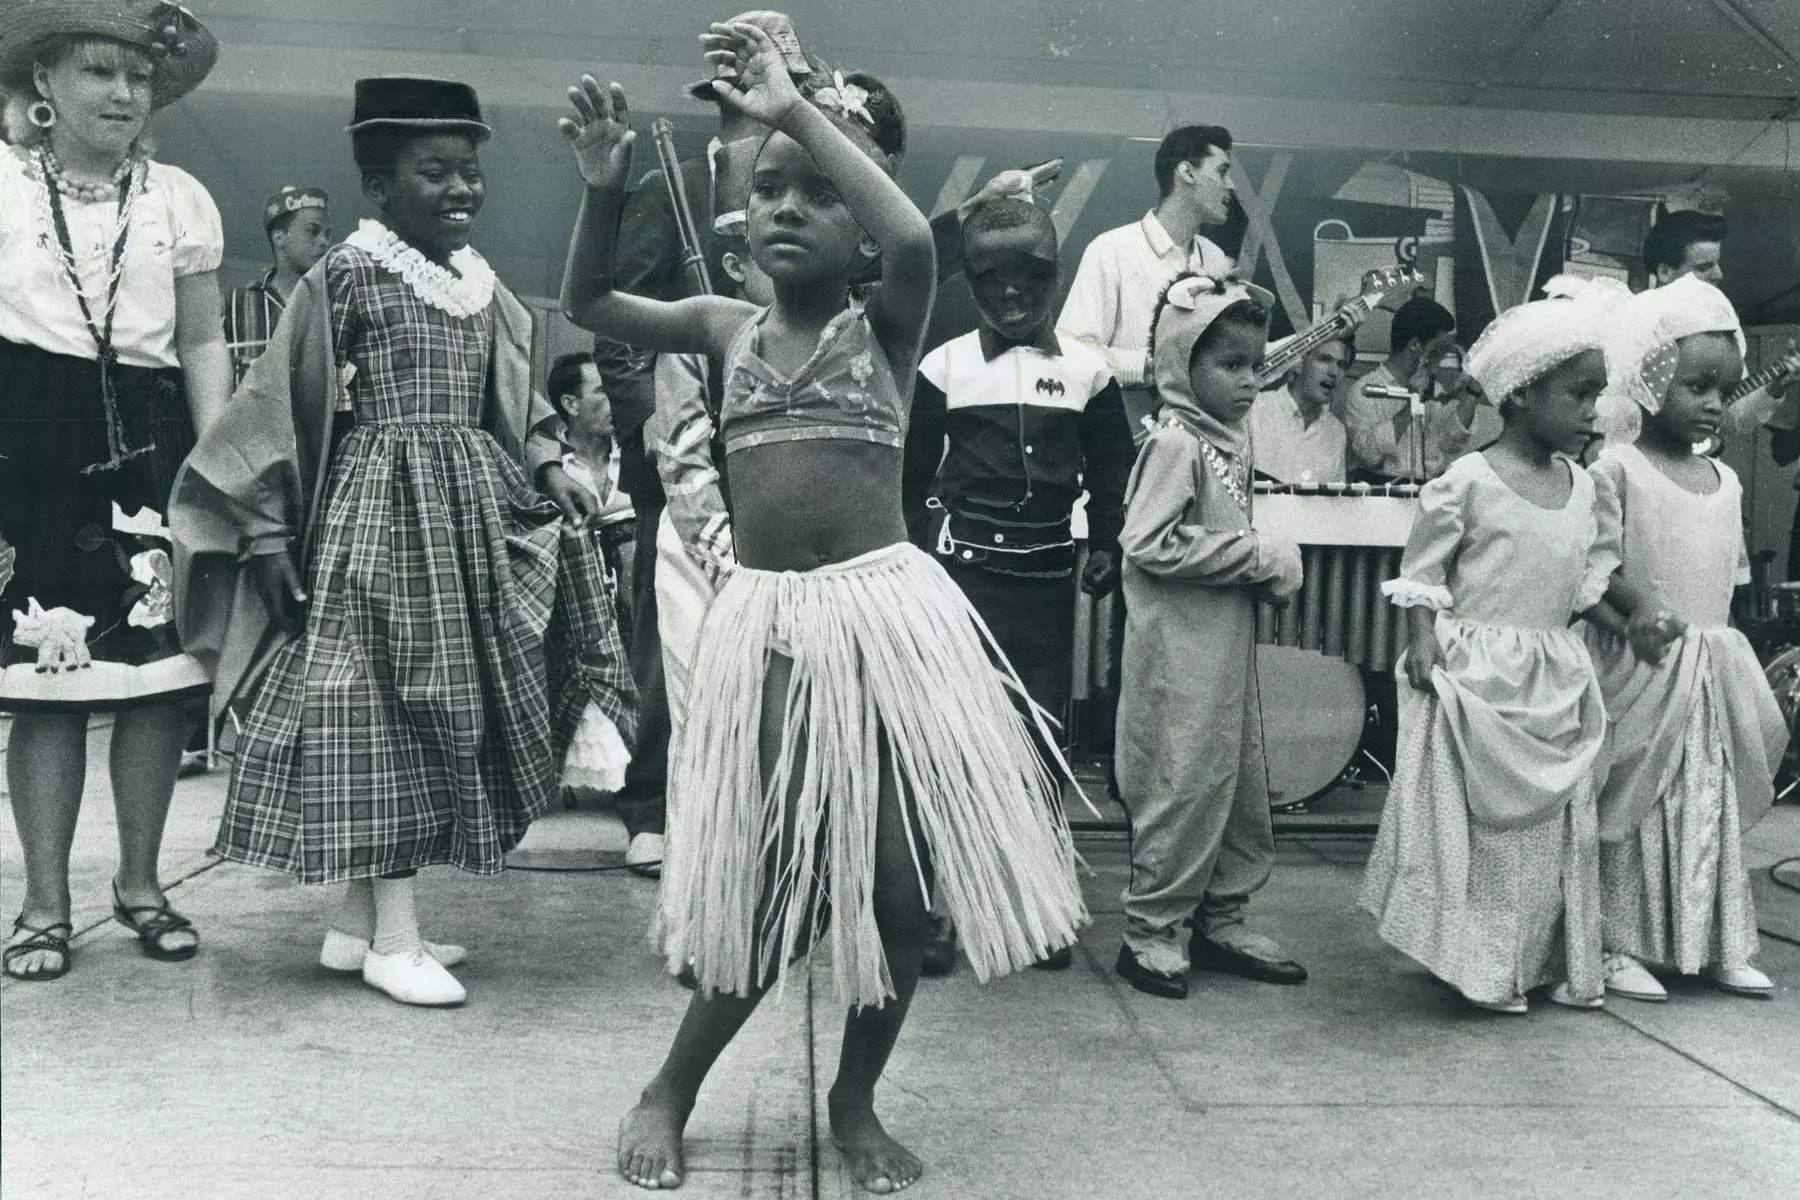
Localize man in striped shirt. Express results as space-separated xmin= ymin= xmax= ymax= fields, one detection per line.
xmin=223 ymin=186 xmax=331 ymax=383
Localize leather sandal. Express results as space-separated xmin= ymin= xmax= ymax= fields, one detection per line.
xmin=111 ymin=883 xmax=199 ymax=962
xmin=4 ymin=917 xmax=72 ymax=982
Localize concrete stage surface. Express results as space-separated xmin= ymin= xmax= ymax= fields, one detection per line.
xmin=5 ymin=725 xmax=1799 ymax=1199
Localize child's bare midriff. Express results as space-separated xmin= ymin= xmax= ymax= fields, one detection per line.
xmin=728 ymin=441 xmax=908 ymax=571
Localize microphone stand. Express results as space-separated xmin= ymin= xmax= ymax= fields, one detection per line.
xmin=1361 ymin=383 xmax=1425 ymax=481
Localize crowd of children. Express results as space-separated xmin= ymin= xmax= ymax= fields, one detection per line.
xmin=3 ymin=4 xmax=1793 ymax=1196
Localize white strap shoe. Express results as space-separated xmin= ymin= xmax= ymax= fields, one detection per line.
xmin=1700 ymin=963 xmax=1774 ymax=998
xmin=626 ymin=832 xmax=664 ymax=880
xmin=362 ymin=946 xmax=467 ymax=1007
xmin=320 ymin=927 xmax=467 ymax=973
xmin=1603 ymin=953 xmax=1668 ymax=1002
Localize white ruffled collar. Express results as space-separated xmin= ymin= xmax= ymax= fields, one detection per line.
xmin=344 ymin=218 xmax=495 ymax=318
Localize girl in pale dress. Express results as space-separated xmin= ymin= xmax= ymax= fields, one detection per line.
xmin=1586 ymin=275 xmax=1787 ymax=1003
xmin=1361 ymin=279 xmax=1670 ymax=1014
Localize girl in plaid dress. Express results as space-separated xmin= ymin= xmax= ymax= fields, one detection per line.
xmin=171 ymin=77 xmax=634 ymax=1009
xmin=563 ymin=24 xmax=1083 ymax=1193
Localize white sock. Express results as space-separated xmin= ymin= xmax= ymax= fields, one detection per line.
xmin=370 ymin=876 xmax=424 ymax=957
xmin=330 ymin=879 xmax=376 ymax=941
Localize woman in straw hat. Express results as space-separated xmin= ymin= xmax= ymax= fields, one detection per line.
xmin=0 ymin=1 xmax=230 ymax=981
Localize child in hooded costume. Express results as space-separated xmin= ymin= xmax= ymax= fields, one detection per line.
xmin=1585 ymin=274 xmax=1787 ymax=1004
xmin=1111 ymin=275 xmax=1307 ymax=1001
xmin=170 ymin=77 xmax=635 ymax=1009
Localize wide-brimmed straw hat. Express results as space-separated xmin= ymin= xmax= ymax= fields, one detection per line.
xmin=0 ymin=1 xmax=219 ymax=109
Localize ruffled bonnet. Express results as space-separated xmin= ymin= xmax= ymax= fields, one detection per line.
xmin=1463 ymin=274 xmax=1629 ymax=404
xmin=1604 ymin=273 xmax=1744 ymax=416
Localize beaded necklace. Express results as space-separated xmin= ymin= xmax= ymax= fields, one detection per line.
xmin=36 ymin=143 xmax=152 ymax=473
xmin=37 ymin=143 xmax=139 ymax=203
xmin=1192 ymin=427 xmax=1251 ymax=516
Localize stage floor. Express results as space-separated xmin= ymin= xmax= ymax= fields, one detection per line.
xmin=4 ymin=724 xmax=1799 ymax=1199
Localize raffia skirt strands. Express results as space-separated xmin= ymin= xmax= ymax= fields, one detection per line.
xmin=215 ymin=420 xmax=631 ymax=884
xmin=655 ymin=542 xmax=1087 ymax=1009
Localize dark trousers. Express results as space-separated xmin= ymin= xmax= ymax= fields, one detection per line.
xmin=942 ymin=560 xmax=1076 ymax=772
xmin=613 ymin=500 xmax=669 ymax=838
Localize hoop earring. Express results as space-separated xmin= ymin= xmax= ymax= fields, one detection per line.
xmin=27 ymin=100 xmax=56 ymax=129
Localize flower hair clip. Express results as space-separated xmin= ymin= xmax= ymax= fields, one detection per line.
xmin=811 ymin=71 xmax=876 ymax=131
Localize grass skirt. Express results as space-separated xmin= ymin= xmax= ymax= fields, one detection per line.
xmin=655 ymin=542 xmax=1086 ymax=1008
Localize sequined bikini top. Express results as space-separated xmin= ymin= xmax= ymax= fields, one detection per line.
xmin=717 ymin=299 xmax=905 ymax=457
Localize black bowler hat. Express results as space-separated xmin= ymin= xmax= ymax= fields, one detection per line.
xmin=346 ymin=75 xmax=491 ymax=141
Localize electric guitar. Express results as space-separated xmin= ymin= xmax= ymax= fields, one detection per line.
xmin=1725 ymin=353 xmax=1799 ymax=409
xmin=1697 ymin=347 xmax=1799 ymax=456
xmin=1254 ymin=266 xmax=1426 ymax=390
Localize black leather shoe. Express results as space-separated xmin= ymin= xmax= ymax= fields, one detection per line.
xmin=920 ymin=916 xmax=957 ymax=978
xmin=1114 ymin=945 xmax=1188 ymax=999
xmin=1031 ymin=945 xmax=1074 ymax=971
xmin=1189 ymin=932 xmax=1308 ymax=985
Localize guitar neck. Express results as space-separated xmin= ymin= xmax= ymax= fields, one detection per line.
xmin=1256 ymin=299 xmax=1370 ymax=389
xmin=1727 ymin=359 xmax=1788 ymax=406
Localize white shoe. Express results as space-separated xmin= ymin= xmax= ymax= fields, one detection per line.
xmin=1603 ymin=953 xmax=1668 ymax=1002
xmin=1700 ymin=963 xmax=1774 ymax=998
xmin=626 ymin=832 xmax=664 ymax=880
xmin=361 ymin=946 xmax=467 ymax=1007
xmin=1547 ymin=982 xmax=1604 ymax=1010
xmin=319 ymin=928 xmax=467 ymax=973
xmin=1463 ymin=991 xmax=1528 ymax=1014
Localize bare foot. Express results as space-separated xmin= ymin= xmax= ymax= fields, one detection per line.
xmin=618 ymin=1087 xmax=691 ymax=1190
xmin=829 ymin=1093 xmax=923 ymax=1193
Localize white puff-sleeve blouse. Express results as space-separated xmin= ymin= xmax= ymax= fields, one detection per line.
xmin=0 ymin=145 xmax=223 ymax=370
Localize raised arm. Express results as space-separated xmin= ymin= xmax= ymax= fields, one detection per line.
xmin=558 ymin=76 xmax=752 ymax=359
xmin=703 ymin=22 xmax=936 ymax=375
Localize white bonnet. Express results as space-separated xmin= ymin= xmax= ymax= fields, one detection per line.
xmin=1603 ymin=273 xmax=1744 ymax=416
xmin=1463 ymin=274 xmax=1630 ymax=403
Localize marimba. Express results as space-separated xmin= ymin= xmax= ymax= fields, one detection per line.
xmin=1252 ymin=481 xmax=1420 ymax=673
xmin=1250 ymin=482 xmax=1420 ymax=806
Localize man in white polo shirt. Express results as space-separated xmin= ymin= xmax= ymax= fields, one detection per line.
xmin=1058 ymin=125 xmax=1237 ymax=441
xmin=1249 ymin=334 xmax=1353 ymax=484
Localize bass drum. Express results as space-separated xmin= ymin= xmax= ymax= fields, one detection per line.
xmin=1763 ymin=644 xmax=1800 ymax=802
xmin=1253 ymin=645 xmax=1366 ymax=810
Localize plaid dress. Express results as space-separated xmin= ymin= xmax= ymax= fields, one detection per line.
xmin=214 ymin=244 xmax=629 ymax=883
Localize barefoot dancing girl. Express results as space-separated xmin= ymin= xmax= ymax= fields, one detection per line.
xmin=560 ymin=22 xmax=1086 ymax=1193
